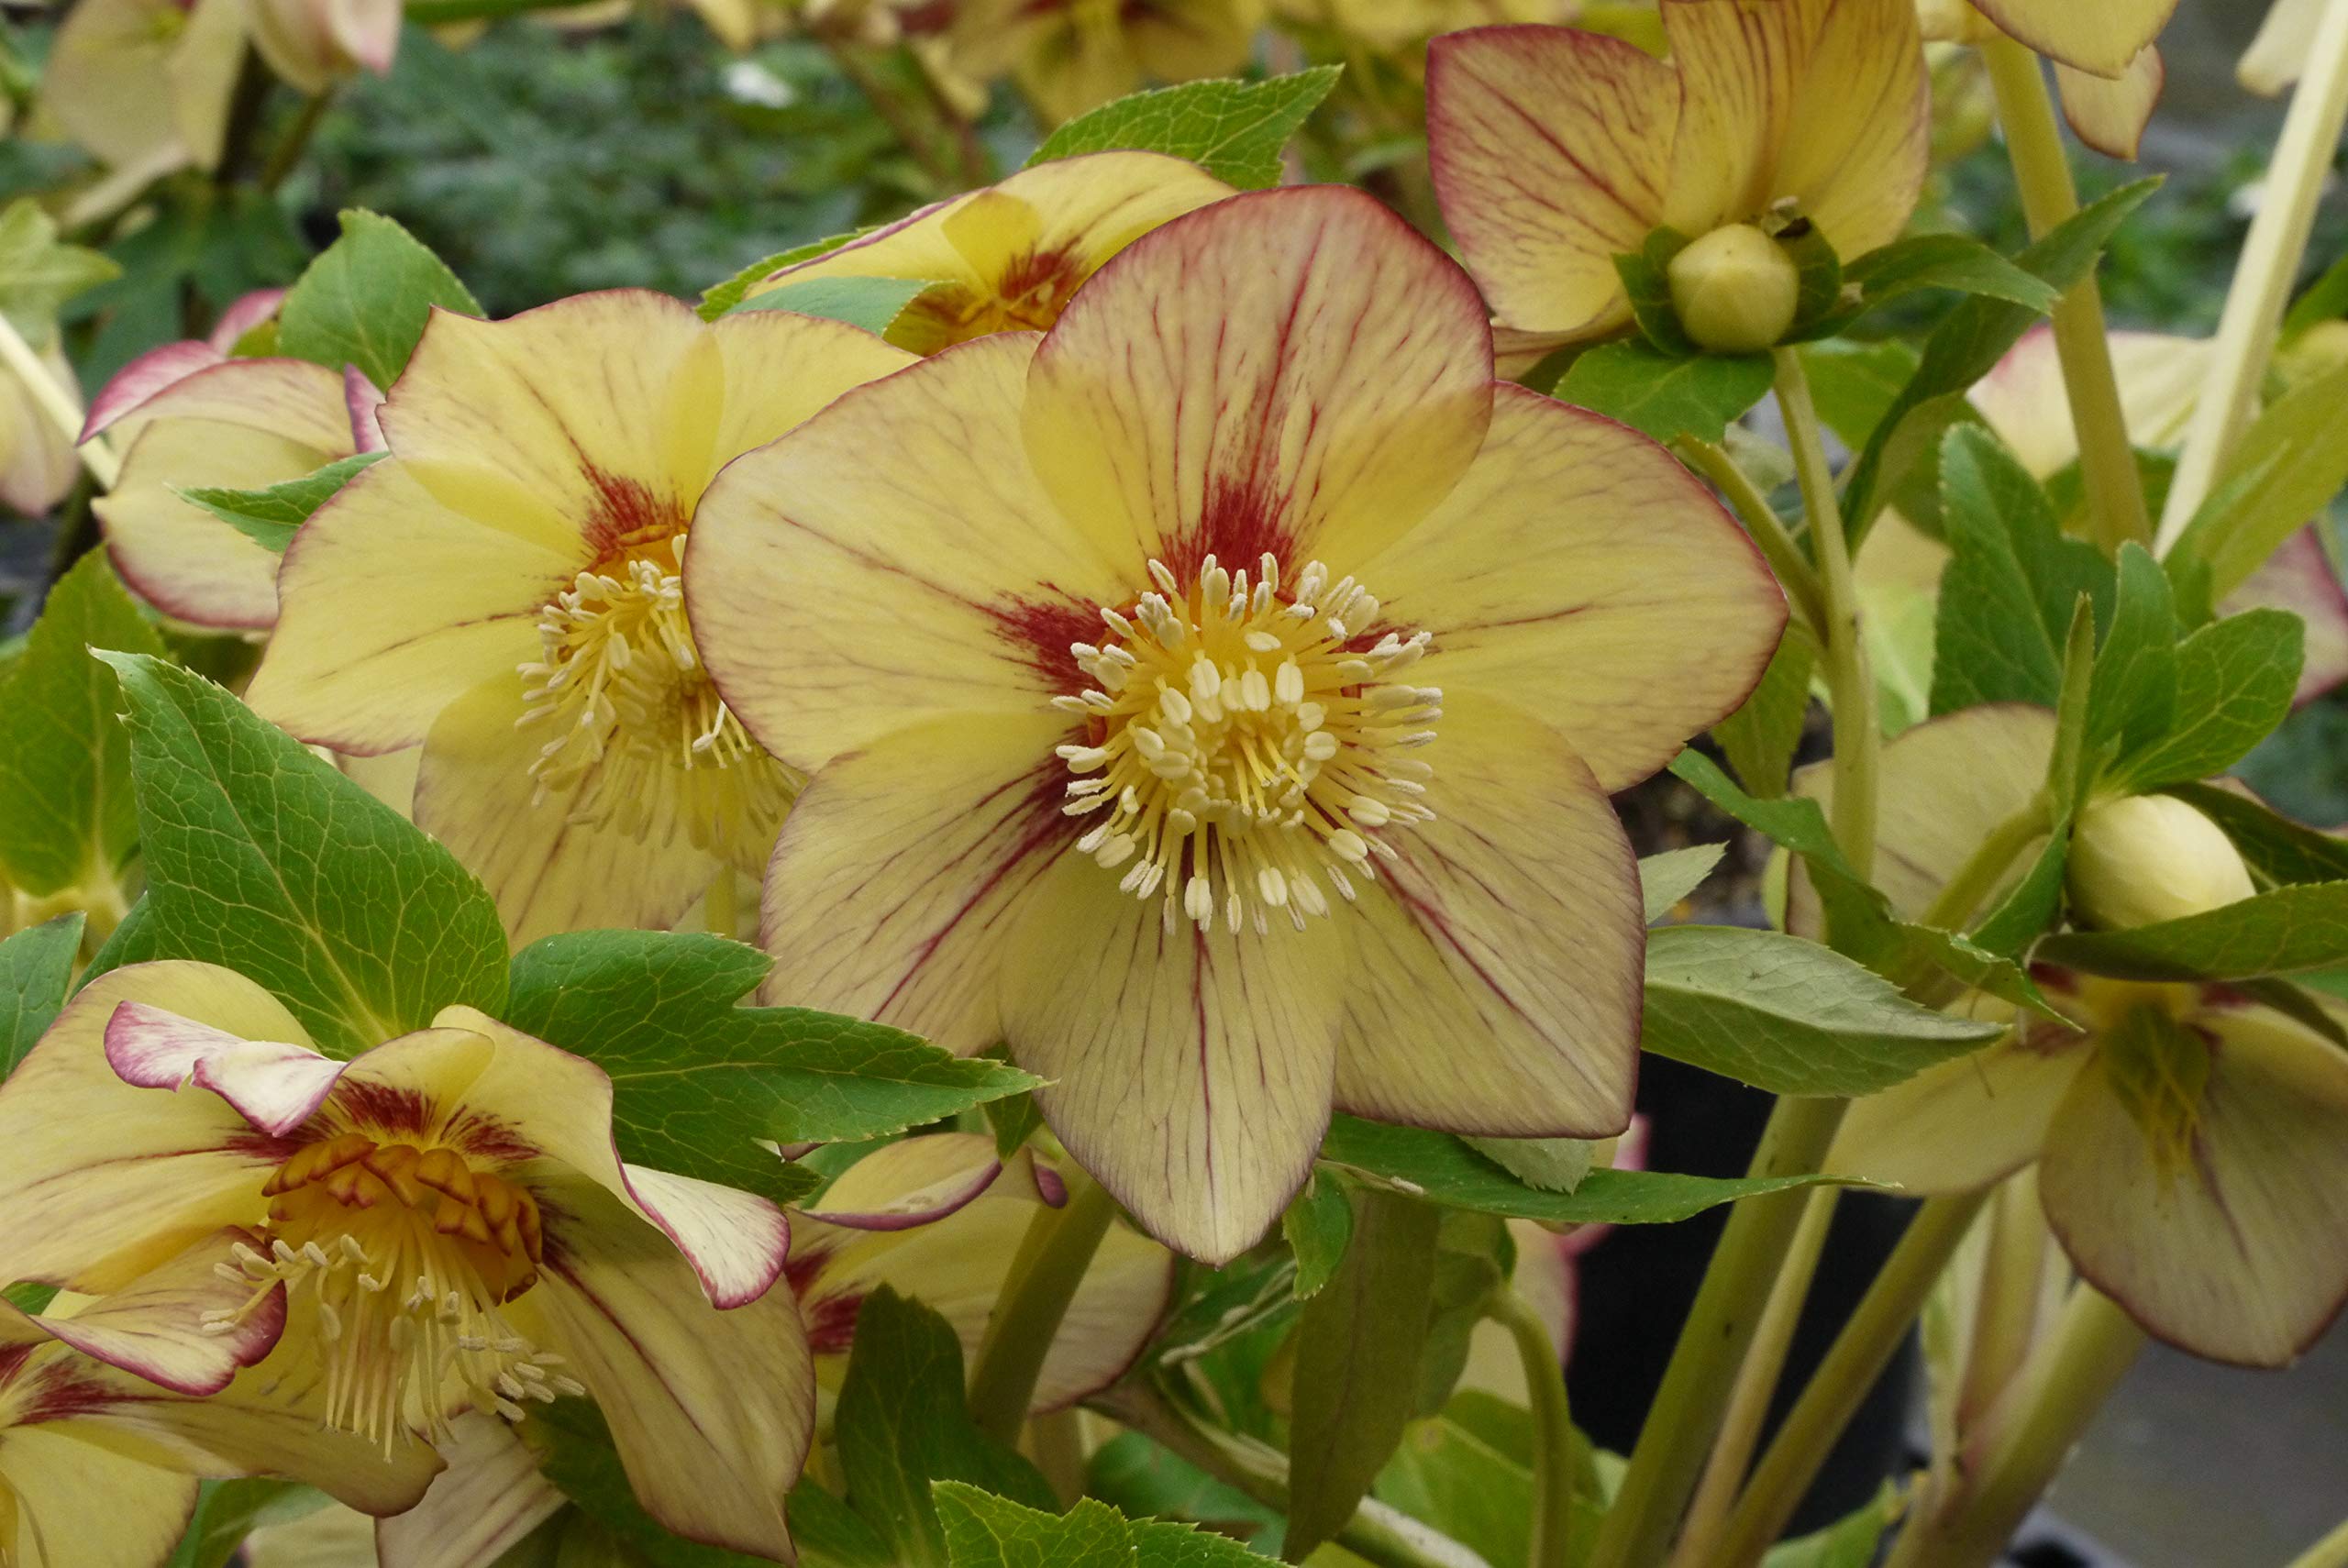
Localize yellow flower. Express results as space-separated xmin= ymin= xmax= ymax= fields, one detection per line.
xmin=40 ymin=0 xmax=247 ymax=183
xmin=1426 ymin=0 xmax=1929 ymax=347
xmin=1963 ymin=0 xmax=2171 ymax=82
xmin=1807 ymin=707 xmax=2348 ymax=1367
xmin=1915 ymin=0 xmax=2164 ymax=160
xmin=684 ymin=188 xmax=1787 ymax=1261
xmin=743 ymin=153 xmax=1235 ymax=356
xmin=243 ymin=291 xmax=915 ymax=944
xmin=247 ymin=0 xmax=404 ymax=94
xmin=0 ymin=959 xmax=815 ymax=1558
xmin=947 ymin=0 xmax=1264 ymax=124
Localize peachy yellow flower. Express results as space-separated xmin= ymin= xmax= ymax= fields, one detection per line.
xmin=685 ymin=187 xmax=1786 ymax=1261
xmin=947 ymin=0 xmax=1263 ymax=125
xmin=243 ymin=290 xmax=916 ymax=944
xmin=743 ymin=152 xmax=1235 ymax=356
xmin=0 ymin=959 xmax=814 ymax=1558
xmin=1916 ymin=0 xmax=2164 ymax=160
xmin=1802 ymin=706 xmax=2348 ymax=1367
xmin=40 ymin=0 xmax=246 ymax=188
xmin=1426 ymin=0 xmax=1929 ymax=348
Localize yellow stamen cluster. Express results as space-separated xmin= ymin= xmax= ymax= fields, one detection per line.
xmin=206 ymin=1136 xmax=581 ymax=1453
xmin=1055 ymin=552 xmax=1439 ymax=936
xmin=518 ymin=533 xmax=795 ymax=865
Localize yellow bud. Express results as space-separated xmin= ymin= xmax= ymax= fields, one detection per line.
xmin=1667 ymin=225 xmax=1801 ymax=355
xmin=2066 ymin=794 xmax=2254 ymax=931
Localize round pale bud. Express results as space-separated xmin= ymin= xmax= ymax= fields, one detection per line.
xmin=1667 ymin=225 xmax=1801 ymax=355
xmin=2066 ymin=794 xmax=2255 ymax=932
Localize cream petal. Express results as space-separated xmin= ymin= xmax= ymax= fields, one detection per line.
xmin=1021 ymin=185 xmax=1495 ymax=574
xmin=1972 ymin=0 xmax=2177 ymax=77
xmin=0 ymin=1426 xmax=196 ymax=1568
xmin=807 ymin=1133 xmax=1042 ymax=1230
xmin=1355 ymin=384 xmax=1783 ymax=791
xmin=2227 ymin=526 xmax=2348 ymax=705
xmin=98 ymin=357 xmax=352 ymax=452
xmin=1827 ymin=1009 xmax=2089 ymax=1192
xmin=373 ymin=1415 xmax=565 ymax=1568
xmin=1968 ymin=326 xmax=2211 ymax=481
xmin=2056 ymin=48 xmax=2164 ymax=160
xmin=1658 ymin=0 xmax=1819 ymax=236
xmin=2241 ymin=0 xmax=2322 ymax=94
xmin=2 ymin=1231 xmax=283 ymax=1397
xmin=704 ymin=308 xmax=917 ymax=459
xmin=105 ymin=1002 xmax=344 ymax=1138
xmin=1427 ymin=25 xmax=1675 ymax=338
xmin=81 ymin=340 xmax=223 ymax=441
xmin=208 ymin=289 xmax=286 ymax=351
xmin=1770 ymin=0 xmax=1930 ymax=262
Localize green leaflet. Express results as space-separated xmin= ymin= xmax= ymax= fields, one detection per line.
xmin=2170 ymin=357 xmax=2348 ymax=600
xmin=2037 ymin=881 xmax=2348 ymax=982
xmin=728 ymin=274 xmax=940 ymax=336
xmin=278 ymin=210 xmax=482 ymax=389
xmin=1637 ymin=844 xmax=1728 ymax=922
xmin=165 ymin=1482 xmax=329 ymax=1568
xmin=2163 ymin=782 xmax=2348 ymax=887
xmin=173 ymin=452 xmax=388 ymax=553
xmin=0 ymin=914 xmax=83 ymax=1080
xmin=1026 ymin=69 xmax=1342 ymax=190
xmin=1554 ymin=340 xmax=1774 ymax=445
xmin=933 ymin=1482 xmax=1275 ymax=1566
xmin=1280 ymin=1169 xmax=1355 ymax=1298
xmin=698 ymin=230 xmax=862 ymax=319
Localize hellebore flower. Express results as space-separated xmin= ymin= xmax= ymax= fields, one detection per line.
xmin=786 ymin=1132 xmax=1175 ymax=1417
xmin=1916 ymin=0 xmax=2165 ymax=160
xmin=244 ymin=291 xmax=915 ymax=944
xmin=0 ymin=341 xmax=83 ymax=517
xmin=0 ymin=960 xmax=815 ymax=1558
xmin=742 ymin=153 xmax=1235 ymax=356
xmin=247 ymin=0 xmax=403 ymax=94
xmin=947 ymin=0 xmax=1262 ymax=125
xmin=685 ymin=187 xmax=1786 ymax=1262
xmin=41 ymin=0 xmax=246 ymax=188
xmin=1425 ymin=0 xmax=1928 ymax=348
xmin=1805 ymin=706 xmax=2348 ymax=1367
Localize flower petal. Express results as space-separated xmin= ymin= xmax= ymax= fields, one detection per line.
xmin=996 ymin=848 xmax=1347 ymax=1264
xmin=705 ymin=308 xmax=919 ymax=459
xmin=1426 ymin=25 xmax=1677 ymax=338
xmin=96 ymin=356 xmax=352 ymax=452
xmin=1022 ymin=185 xmax=1495 ymax=574
xmin=373 ymin=1415 xmax=565 ymax=1568
xmin=2229 ymin=526 xmax=2348 ymax=705
xmin=1767 ymin=0 xmax=1930 ymax=263
xmin=2241 ymin=0 xmax=2321 ymax=94
xmin=105 ymin=1002 xmax=343 ymax=1138
xmin=1355 ymin=385 xmax=1783 ymax=791
xmin=247 ymin=456 xmax=580 ymax=753
xmin=0 ymin=1426 xmax=197 ymax=1568
xmin=0 ymin=962 xmax=305 ymax=1293
xmin=2056 ymin=48 xmax=2163 ymax=161
xmin=1331 ymin=691 xmax=1643 ymax=1137
xmin=1 ymin=1230 xmax=283 ymax=1397
xmin=1967 ymin=326 xmax=2210 ymax=482
xmin=2041 ymin=1004 xmax=2348 ymax=1366
xmin=208 ymin=289 xmax=286 ymax=352
xmin=687 ymin=332 xmax=1125 ymax=771
xmin=1827 ymin=1008 xmax=2089 ymax=1192
xmin=345 ymin=367 xmax=386 ymax=453
xmin=95 ymin=417 xmax=321 ymax=629
xmin=1972 ymin=0 xmax=2176 ymax=77
xmin=759 ymin=710 xmax=1071 ymax=1053
xmin=522 ymin=1171 xmax=811 ymax=1561
xmin=804 ymin=1131 xmax=1028 ymax=1231
xmin=81 ymin=340 xmax=223 ymax=441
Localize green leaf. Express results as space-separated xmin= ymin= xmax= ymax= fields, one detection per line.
xmin=0 ymin=553 xmax=167 ymax=897
xmin=729 ymin=274 xmax=939 ymax=336
xmin=531 ymin=1397 xmax=779 ymax=1566
xmin=931 ymin=1482 xmax=1273 ymax=1567
xmin=1968 ymin=823 xmax=2074 ymax=958
xmin=1612 ymin=227 xmax=1695 ymax=357
xmin=1929 ymin=425 xmax=2114 ymax=713
xmin=1412 ymin=1209 xmax=1510 ymax=1419
xmin=791 ymin=1484 xmax=900 ymax=1568
xmin=2037 ymin=882 xmax=2348 ymax=982
xmin=1838 ymin=233 xmax=2060 ymax=315
xmin=1318 ymin=1115 xmax=1859 ymax=1224
xmin=501 ymin=930 xmax=1036 ymax=1207
xmin=166 ymin=1481 xmax=329 ymax=1568
xmin=2172 ymin=358 xmax=2348 ymax=600
xmin=1841 ymin=177 xmax=2161 ymax=538
xmin=1 ymin=914 xmax=83 ymax=1081
xmin=98 ymin=654 xmax=508 ymax=1055
xmin=172 ymin=452 xmax=389 ymax=554
xmin=2085 ymin=543 xmax=2179 ymax=765
xmin=2162 ymin=781 xmax=2348 ymax=887
xmin=2046 ymin=594 xmax=2098 ymax=820
xmin=1795 ymin=339 xmax=1920 ymax=450
xmin=698 ymin=231 xmax=860 ymax=320
xmin=1285 ymin=1186 xmax=1442 ymax=1561
xmin=1780 ymin=219 xmax=1844 ymax=335
xmin=1282 ymin=1170 xmax=1355 ymax=1298
xmin=1554 ymin=341 xmax=1773 ymax=445
xmin=1026 ymin=69 xmax=1343 ymax=190
xmin=1712 ymin=623 xmax=1816 ymax=799
xmin=79 ymin=895 xmax=159 ymax=986
xmin=278 ymin=210 xmax=482 ymax=389
xmin=0 ymin=196 xmax=120 ymax=345
xmin=2105 ymin=608 xmax=2303 ymax=793
xmin=836 ymin=1288 xmax=1058 ymax=1568
xmin=2283 ymin=249 xmax=2348 ymax=338
xmin=1760 ymin=1484 xmax=1894 ymax=1568
xmin=1641 ymin=924 xmax=2002 ymax=1096
xmin=1461 ymin=1134 xmax=1597 ymax=1194
xmin=1638 ymin=844 xmax=1728 ymax=922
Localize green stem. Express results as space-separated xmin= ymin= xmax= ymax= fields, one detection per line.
xmin=967 ymin=1173 xmax=1118 ymax=1444
xmin=1773 ymin=347 xmax=1877 ymax=884
xmin=2155 ymin=0 xmax=2348 ymax=550
xmin=2284 ymin=1517 xmax=2348 ymax=1568
xmin=1711 ymin=1190 xmax=1992 ymax=1568
xmin=1978 ymin=35 xmax=2153 ymax=557
xmin=1584 ymin=1094 xmax=1848 ymax=1568
xmin=260 ymin=87 xmax=335 ymax=193
xmin=1490 ymin=1288 xmax=1577 ymax=1568
xmin=1672 ymin=434 xmax=1826 ymax=635
xmin=1025 ymin=1407 xmax=1089 ymax=1507
xmin=1917 ymin=798 xmax=2053 ymax=933
xmin=0 ymin=312 xmax=116 ymax=490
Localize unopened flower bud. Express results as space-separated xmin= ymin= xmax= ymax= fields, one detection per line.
xmin=1667 ymin=225 xmax=1801 ymax=355
xmin=2066 ymin=794 xmax=2254 ymax=931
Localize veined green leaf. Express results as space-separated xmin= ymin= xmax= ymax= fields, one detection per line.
xmin=2105 ymin=608 xmax=2302 ymax=793
xmin=932 ymin=1481 xmax=1275 ymax=1566
xmin=2085 ymin=543 xmax=2179 ymax=766
xmin=727 ymin=274 xmax=939 ymax=337
xmin=0 ymin=914 xmax=83 ymax=1080
xmin=1555 ymin=340 xmax=1773 ymax=444
xmin=1461 ymin=1133 xmax=1598 ymax=1194
xmin=0 ymin=196 xmax=120 ymax=344
xmin=1837 ymin=232 xmax=2060 ymax=315
xmin=1638 ymin=844 xmax=1728 ymax=923
xmin=1795 ymin=339 xmax=1920 ymax=450
xmin=698 ymin=230 xmax=862 ymax=320
xmin=2037 ymin=881 xmax=2348 ymax=982
xmin=174 ymin=451 xmax=388 ymax=554
xmin=1026 ymin=69 xmax=1342 ymax=190
xmin=1281 ymin=1171 xmax=1355 ymax=1299
xmin=278 ymin=210 xmax=482 ymax=389
xmin=1712 ymin=622 xmax=1816 ymax=800
xmin=165 ymin=1481 xmax=329 ymax=1568
xmin=2172 ymin=357 xmax=2348 ymax=600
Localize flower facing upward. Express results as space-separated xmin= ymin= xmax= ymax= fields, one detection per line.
xmin=1426 ymin=0 xmax=1928 ymax=347
xmin=0 ymin=960 xmax=814 ymax=1558
xmin=244 ymin=291 xmax=915 ymax=944
xmin=742 ymin=153 xmax=1235 ymax=356
xmin=685 ymin=188 xmax=1787 ymax=1262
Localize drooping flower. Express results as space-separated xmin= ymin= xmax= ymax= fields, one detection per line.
xmin=0 ymin=341 xmax=83 ymax=518
xmin=0 ymin=959 xmax=816 ymax=1558
xmin=786 ymin=1132 xmax=1175 ymax=1416
xmin=2241 ymin=0 xmax=2324 ymax=95
xmin=947 ymin=0 xmax=1263 ymax=125
xmin=1914 ymin=0 xmax=2163 ymax=160
xmin=1425 ymin=0 xmax=1928 ymax=349
xmin=41 ymin=0 xmax=247 ymax=191
xmin=742 ymin=153 xmax=1235 ymax=356
xmin=1961 ymin=0 xmax=2171 ymax=94
xmin=685 ymin=187 xmax=1786 ymax=1261
xmin=246 ymin=0 xmax=403 ymax=94
xmin=1808 ymin=706 xmax=2348 ymax=1367
xmin=243 ymin=291 xmax=915 ymax=944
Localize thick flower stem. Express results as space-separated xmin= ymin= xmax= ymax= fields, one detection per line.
xmin=2284 ymin=1517 xmax=2348 ymax=1568
xmin=1711 ymin=1189 xmax=1993 ymax=1568
xmin=2155 ymin=0 xmax=2348 ymax=549
xmin=1672 ymin=434 xmax=1827 ymax=636
xmin=1978 ymin=35 xmax=2152 ymax=558
xmin=1585 ymin=1093 xmax=1848 ymax=1568
xmin=1489 ymin=1287 xmax=1577 ymax=1568
xmin=1883 ymin=1286 xmax=2147 ymax=1568
xmin=0 ymin=313 xmax=116 ymax=491
xmin=967 ymin=1171 xmax=1118 ymax=1444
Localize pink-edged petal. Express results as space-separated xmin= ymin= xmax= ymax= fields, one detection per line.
xmin=0 ymin=355 xmax=81 ymax=515
xmin=1428 ymin=25 xmax=1676 ymax=339
xmin=80 ymin=340 xmax=224 ymax=441
xmin=94 ymin=356 xmax=353 ymax=452
xmin=2225 ymin=525 xmax=2348 ymax=706
xmin=1828 ymin=1007 xmax=2089 ymax=1192
xmin=758 ymin=710 xmax=1071 ymax=1054
xmin=207 ymin=288 xmax=286 ymax=351
xmin=2056 ymin=48 xmax=2163 ymax=161
xmin=1 ymin=1230 xmax=284 ymax=1397
xmin=996 ymin=848 xmax=1349 ymax=1264
xmin=616 ymin=1165 xmax=793 ymax=1310
xmin=1767 ymin=0 xmax=1931 ymax=263
xmin=1022 ymin=185 xmax=1496 ymax=573
xmin=1973 ymin=0 xmax=2177 ymax=77
xmin=105 ymin=1001 xmax=343 ymax=1138
xmin=374 ymin=1415 xmax=565 ymax=1568
xmin=345 ymin=366 xmax=386 ymax=452
xmin=687 ymin=332 xmax=1126 ymax=771
xmin=520 ymin=1170 xmax=811 ymax=1561
xmin=0 ymin=1427 xmax=197 ymax=1568
xmin=1332 ymin=690 xmax=1644 ymax=1138
xmin=805 ymin=1132 xmax=1026 ymax=1231
xmin=1354 ymin=385 xmax=1783 ymax=791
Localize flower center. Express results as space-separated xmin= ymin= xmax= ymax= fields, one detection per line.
xmin=206 ymin=1135 xmax=581 ymax=1452
xmin=1055 ymin=552 xmax=1439 ymax=935
xmin=518 ymin=534 xmax=796 ymax=866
